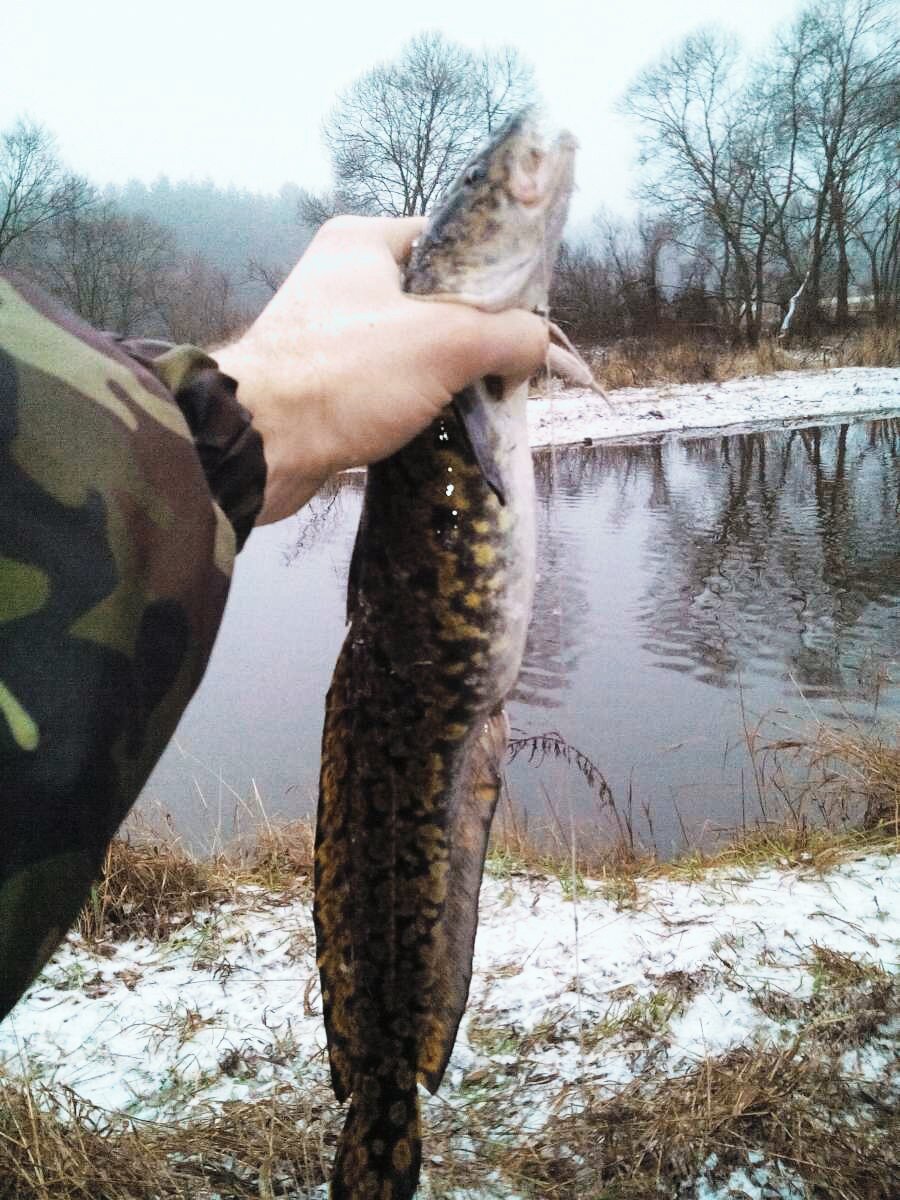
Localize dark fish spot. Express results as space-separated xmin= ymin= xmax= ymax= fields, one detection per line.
xmin=408 ymin=565 xmax=438 ymax=594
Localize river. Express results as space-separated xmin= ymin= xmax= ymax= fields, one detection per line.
xmin=140 ymin=417 xmax=900 ymax=855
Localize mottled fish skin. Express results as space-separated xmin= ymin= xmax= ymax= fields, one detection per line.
xmin=314 ymin=111 xmax=576 ymax=1200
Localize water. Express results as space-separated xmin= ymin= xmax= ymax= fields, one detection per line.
xmin=141 ymin=417 xmax=900 ymax=854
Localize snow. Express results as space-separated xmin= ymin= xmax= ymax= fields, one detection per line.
xmin=458 ymin=854 xmax=898 ymax=1099
xmin=528 ymin=365 xmax=900 ymax=447
xmin=2 ymin=366 xmax=898 ymax=1198
xmin=1 ymin=851 xmax=897 ymax=1197
xmin=691 ymin=1156 xmax=808 ymax=1200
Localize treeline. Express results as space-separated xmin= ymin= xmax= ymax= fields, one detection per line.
xmin=2 ymin=1 xmax=897 ymax=351
xmin=0 ymin=121 xmax=309 ymax=344
xmin=555 ymin=0 xmax=899 ymax=345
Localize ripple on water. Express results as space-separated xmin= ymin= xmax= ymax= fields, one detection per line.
xmin=145 ymin=417 xmax=900 ymax=854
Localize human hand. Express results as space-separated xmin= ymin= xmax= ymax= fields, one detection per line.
xmin=215 ymin=216 xmax=548 ymax=525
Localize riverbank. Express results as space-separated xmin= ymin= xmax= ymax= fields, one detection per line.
xmin=1 ymin=824 xmax=897 ymax=1199
xmin=3 ymin=366 xmax=900 ymax=1199
xmin=529 ymin=364 xmax=900 ymax=448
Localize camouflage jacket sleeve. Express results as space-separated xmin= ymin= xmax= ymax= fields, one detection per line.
xmin=0 ymin=271 xmax=266 ymax=1018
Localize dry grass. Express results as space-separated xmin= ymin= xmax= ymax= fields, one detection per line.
xmin=75 ymin=817 xmax=315 ymax=944
xmin=582 ymin=324 xmax=899 ymax=391
xmin=752 ymin=945 xmax=898 ymax=1047
xmin=589 ymin=338 xmax=790 ymax=389
xmin=421 ymin=954 xmax=899 ymax=1198
xmin=0 ymin=1074 xmax=336 ymax=1199
xmin=811 ymin=725 xmax=900 ymax=834
xmin=739 ymin=712 xmax=900 ymax=839
xmin=828 ymin=325 xmax=900 ymax=368
xmin=75 ymin=838 xmax=225 ymax=943
xmin=3 ymin=1026 xmax=894 ymax=1200
xmin=490 ymin=1041 xmax=899 ymax=1199
xmin=76 ymin=712 xmax=900 ymax=950
xmin=227 ymin=816 xmax=316 ymax=891
xmin=664 ymin=821 xmax=896 ymax=883
xmin=78 ymin=810 xmax=893 ymax=954
xmin=492 ymin=714 xmax=900 ymax=889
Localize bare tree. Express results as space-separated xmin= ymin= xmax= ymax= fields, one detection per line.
xmin=622 ymin=2 xmax=899 ymax=340
xmin=622 ymin=30 xmax=766 ymax=340
xmin=157 ymin=253 xmax=247 ymax=346
xmin=295 ymin=186 xmax=354 ymax=231
xmin=551 ymin=210 xmax=687 ymax=343
xmin=849 ymin=137 xmax=900 ymax=323
xmin=0 ymin=119 xmax=91 ymax=262
xmin=320 ymin=32 xmax=536 ymax=217
xmin=550 ymin=239 xmax=619 ymax=342
xmin=27 ymin=200 xmax=175 ymax=333
xmin=772 ymin=0 xmax=900 ymax=330
xmin=473 ymin=45 xmax=536 ymax=134
xmin=245 ymin=256 xmax=286 ymax=296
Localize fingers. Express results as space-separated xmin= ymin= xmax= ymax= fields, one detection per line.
xmin=285 ymin=213 xmax=550 ymax=408
xmin=435 ymin=305 xmax=549 ymax=392
xmin=378 ymin=216 xmax=428 ymax=263
xmin=477 ymin=308 xmax=549 ymax=382
xmin=315 ymin=215 xmax=428 ymax=268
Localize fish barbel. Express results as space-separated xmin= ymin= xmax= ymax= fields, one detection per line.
xmin=314 ymin=111 xmax=578 ymax=1200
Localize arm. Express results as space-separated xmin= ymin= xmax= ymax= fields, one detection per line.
xmin=0 ymin=271 xmax=253 ymax=1017
xmin=0 ymin=216 xmax=547 ymax=1019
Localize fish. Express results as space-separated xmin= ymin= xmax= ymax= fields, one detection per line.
xmin=314 ymin=110 xmax=582 ymax=1200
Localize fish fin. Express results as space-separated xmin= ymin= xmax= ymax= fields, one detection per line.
xmin=314 ymin=670 xmax=358 ymax=1102
xmin=345 ymin=500 xmax=368 ymax=623
xmin=331 ymin=1074 xmax=421 ymax=1200
xmin=417 ymin=708 xmax=509 ymax=1092
xmin=546 ymin=322 xmax=611 ymax=404
xmin=452 ymin=383 xmax=507 ymax=506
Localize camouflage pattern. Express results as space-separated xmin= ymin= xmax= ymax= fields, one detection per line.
xmin=0 ymin=271 xmax=255 ymax=1019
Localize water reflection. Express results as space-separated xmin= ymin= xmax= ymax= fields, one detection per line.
xmin=143 ymin=416 xmax=900 ymax=854
xmin=509 ymin=420 xmax=900 ymax=852
xmin=625 ymin=423 xmax=900 ymax=698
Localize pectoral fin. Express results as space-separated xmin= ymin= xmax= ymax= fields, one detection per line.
xmin=546 ymin=321 xmax=610 ymax=403
xmin=416 ymin=708 xmax=509 ymax=1092
xmin=452 ymin=383 xmax=506 ymax=506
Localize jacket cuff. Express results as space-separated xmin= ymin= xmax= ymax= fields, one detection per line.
xmin=112 ymin=338 xmax=267 ymax=551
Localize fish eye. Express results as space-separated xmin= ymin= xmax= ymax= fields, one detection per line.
xmin=464 ymin=162 xmax=487 ymax=186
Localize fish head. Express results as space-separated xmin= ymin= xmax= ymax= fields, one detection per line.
xmin=405 ymin=110 xmax=577 ymax=314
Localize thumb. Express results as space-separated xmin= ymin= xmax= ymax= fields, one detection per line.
xmin=437 ymin=306 xmax=549 ymax=393
xmin=471 ymin=308 xmax=549 ymax=386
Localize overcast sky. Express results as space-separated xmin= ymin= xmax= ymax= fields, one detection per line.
xmin=6 ymin=0 xmax=810 ymax=228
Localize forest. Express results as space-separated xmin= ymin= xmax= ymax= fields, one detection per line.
xmin=1 ymin=0 xmax=896 ymax=352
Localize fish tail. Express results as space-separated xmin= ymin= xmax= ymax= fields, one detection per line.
xmin=330 ymin=1069 xmax=421 ymax=1200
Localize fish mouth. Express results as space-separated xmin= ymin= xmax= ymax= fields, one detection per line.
xmin=508 ymin=127 xmax=578 ymax=213
xmin=405 ymin=112 xmax=577 ymax=313
xmin=422 ymin=126 xmax=577 ymax=313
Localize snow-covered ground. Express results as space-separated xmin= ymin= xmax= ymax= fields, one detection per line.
xmin=2 ymin=365 xmax=898 ymax=1198
xmin=1 ymin=849 xmax=897 ymax=1197
xmin=528 ymin=365 xmax=900 ymax=447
